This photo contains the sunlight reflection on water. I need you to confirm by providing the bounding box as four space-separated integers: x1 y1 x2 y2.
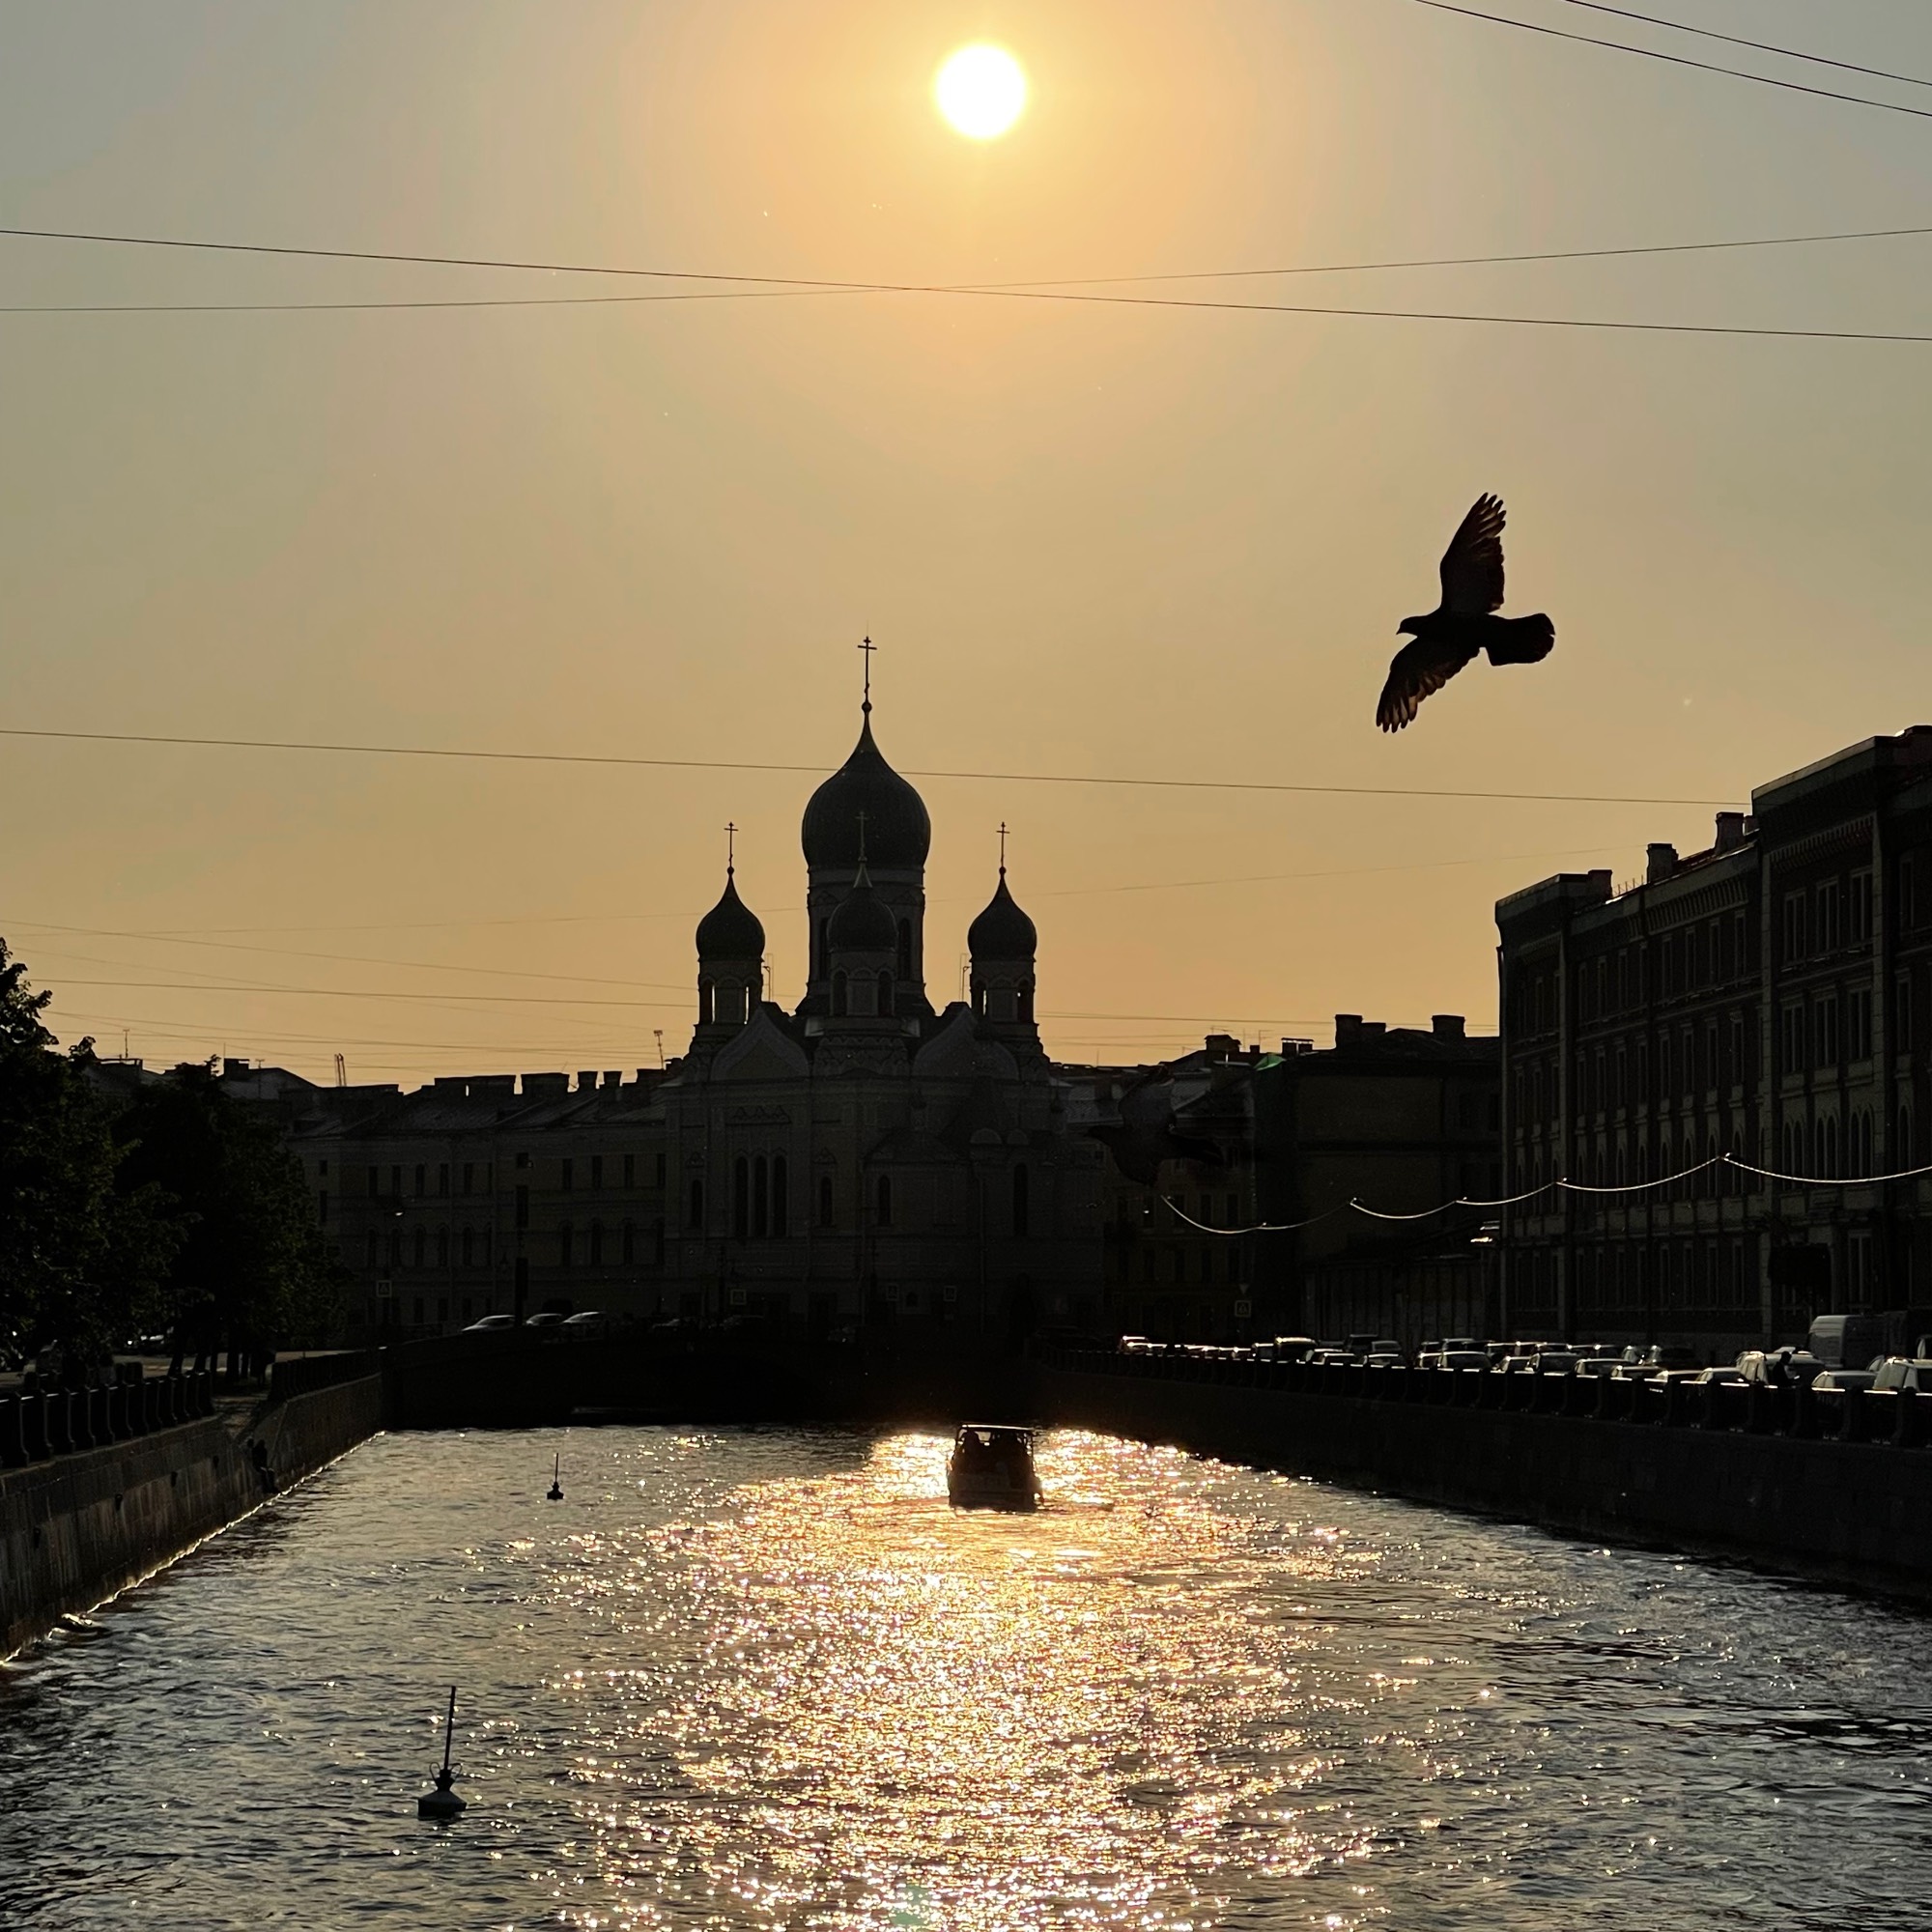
2 1427 1929 1930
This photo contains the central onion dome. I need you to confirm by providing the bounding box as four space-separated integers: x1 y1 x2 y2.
801 708 931 869
967 869 1037 957
696 871 765 958
827 862 899 952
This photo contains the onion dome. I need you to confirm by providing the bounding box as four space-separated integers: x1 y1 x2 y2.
968 869 1037 958
696 871 765 959
828 863 899 952
802 709 931 870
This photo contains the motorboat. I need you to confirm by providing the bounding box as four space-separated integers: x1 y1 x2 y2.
946 1423 1042 1511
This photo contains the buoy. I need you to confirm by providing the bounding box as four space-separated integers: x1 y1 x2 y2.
417 1686 467 1821
546 1453 563 1502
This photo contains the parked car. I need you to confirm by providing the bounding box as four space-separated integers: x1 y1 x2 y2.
525 1311 569 1328
1688 1366 1747 1386
1270 1336 1318 1363
1810 1367 1878 1396
462 1314 514 1333
1365 1351 1406 1369
1573 1356 1627 1379
1530 1350 1580 1376
1869 1357 1932 1394
561 1310 607 1328
1439 1350 1489 1372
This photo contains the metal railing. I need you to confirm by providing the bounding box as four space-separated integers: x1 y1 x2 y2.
1038 1347 1932 1450
0 1371 217 1470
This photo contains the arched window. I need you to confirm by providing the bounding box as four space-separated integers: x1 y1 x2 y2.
1012 1164 1030 1237
733 1156 750 1238
589 1220 604 1265
772 1154 788 1237
753 1155 769 1238
815 916 829 977
1019 980 1035 1024
437 1227 449 1267
412 1227 426 1267
689 1178 704 1230
832 970 848 1017
896 918 912 980
1900 1103 1915 1168
621 1220 635 1264
462 1227 474 1267
558 1224 573 1267
876 1176 893 1226
877 969 894 1013
698 977 715 1025
481 1229 491 1265
818 1175 835 1229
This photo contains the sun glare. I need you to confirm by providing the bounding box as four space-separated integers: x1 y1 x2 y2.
934 43 1027 141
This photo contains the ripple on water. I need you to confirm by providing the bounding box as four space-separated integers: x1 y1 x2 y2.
1 1427 1929 1931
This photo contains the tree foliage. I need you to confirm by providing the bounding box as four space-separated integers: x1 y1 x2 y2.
0 941 181 1371
0 939 343 1372
115 1064 344 1356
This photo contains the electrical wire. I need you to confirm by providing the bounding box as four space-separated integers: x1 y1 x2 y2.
1559 2 1932 91
7 216 1929 292
0 725 1745 810
1722 1151 1932 1188
1402 0 1932 123
3 221 1931 340
2 280 1924 343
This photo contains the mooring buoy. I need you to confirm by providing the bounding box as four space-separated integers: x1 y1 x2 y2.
546 1452 563 1502
417 1685 466 1821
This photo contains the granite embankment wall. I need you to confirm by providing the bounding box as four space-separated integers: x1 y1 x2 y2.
1037 1359 1932 1600
0 1374 383 1659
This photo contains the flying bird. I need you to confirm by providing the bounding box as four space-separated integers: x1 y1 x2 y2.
1376 494 1555 732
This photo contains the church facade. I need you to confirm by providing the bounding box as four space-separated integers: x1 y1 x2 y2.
290 697 1108 1342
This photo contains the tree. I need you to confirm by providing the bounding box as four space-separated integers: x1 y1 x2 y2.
114 1064 344 1369
0 940 181 1374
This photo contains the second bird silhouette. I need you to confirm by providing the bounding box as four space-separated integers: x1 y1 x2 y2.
1376 494 1554 732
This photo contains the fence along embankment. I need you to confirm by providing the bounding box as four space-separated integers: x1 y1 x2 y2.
0 1367 383 1659
1035 1350 1932 1601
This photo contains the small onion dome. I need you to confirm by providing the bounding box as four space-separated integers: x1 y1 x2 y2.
968 870 1037 959
801 711 931 870
696 871 765 959
828 865 898 953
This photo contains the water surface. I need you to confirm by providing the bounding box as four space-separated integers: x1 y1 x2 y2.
2 1427 1925 1929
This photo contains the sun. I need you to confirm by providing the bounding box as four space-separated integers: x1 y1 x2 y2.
934 44 1027 140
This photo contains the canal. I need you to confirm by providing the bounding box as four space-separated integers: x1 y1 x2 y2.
1 1428 1927 1929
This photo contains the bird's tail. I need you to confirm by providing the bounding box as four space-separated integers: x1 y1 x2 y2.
1483 613 1554 666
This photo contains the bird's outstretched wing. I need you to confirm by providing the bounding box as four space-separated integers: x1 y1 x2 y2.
1439 494 1507 615
1377 637 1478 732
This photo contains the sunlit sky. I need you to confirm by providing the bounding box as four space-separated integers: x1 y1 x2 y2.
3 1 1929 1084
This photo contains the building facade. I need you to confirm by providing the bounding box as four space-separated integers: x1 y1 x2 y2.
1497 728 1932 1357
283 696 1109 1342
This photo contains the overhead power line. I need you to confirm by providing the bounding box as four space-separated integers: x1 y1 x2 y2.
0 724 1744 809
1560 3 1932 91
1 221 1929 341
4 215 1929 289
1403 0 1932 123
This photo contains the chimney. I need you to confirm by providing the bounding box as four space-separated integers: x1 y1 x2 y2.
577 1070 599 1092
1432 1014 1466 1039
222 1058 249 1078
1334 1013 1363 1045
1714 810 1747 854
603 1069 623 1089
1204 1032 1240 1059
1646 842 1678 885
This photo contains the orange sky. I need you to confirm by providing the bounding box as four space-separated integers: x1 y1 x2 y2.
3 1 1929 1081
